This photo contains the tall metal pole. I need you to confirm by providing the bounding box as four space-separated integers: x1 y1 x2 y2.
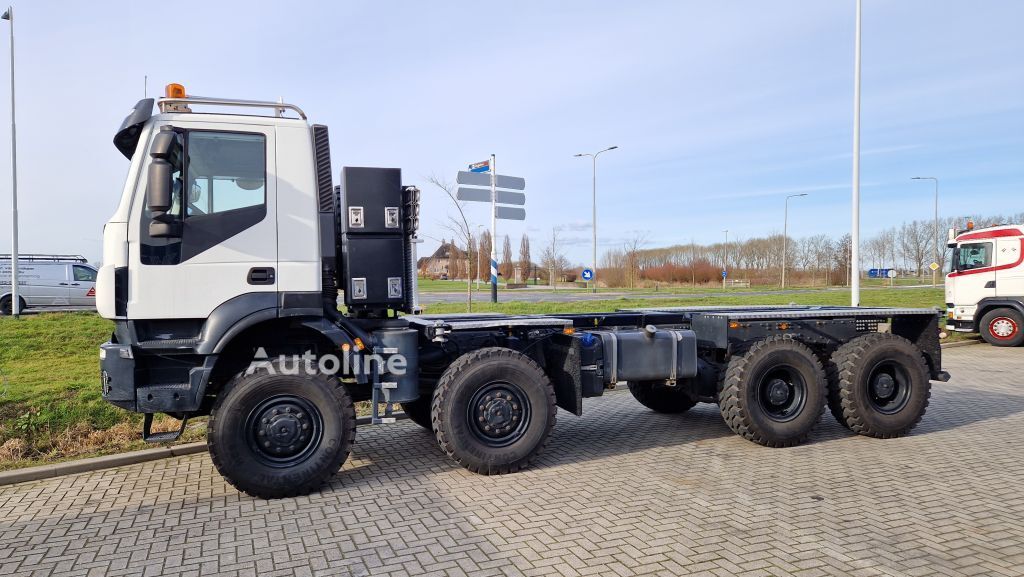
850 0 862 307
782 193 808 289
783 200 789 290
722 229 729 290
575 146 617 293
489 154 497 303
3 7 18 318
591 155 597 293
912 177 940 287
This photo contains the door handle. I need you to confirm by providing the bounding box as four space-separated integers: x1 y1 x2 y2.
59 282 69 286
71 283 81 286
247 267 276 285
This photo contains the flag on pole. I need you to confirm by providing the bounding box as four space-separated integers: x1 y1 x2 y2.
469 159 490 173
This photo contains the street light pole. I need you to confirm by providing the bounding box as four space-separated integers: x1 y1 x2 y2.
912 177 940 287
575 146 618 293
782 193 808 289
850 0 862 307
2 7 17 318
722 229 729 290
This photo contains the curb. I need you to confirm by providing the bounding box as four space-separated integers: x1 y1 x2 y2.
0 413 408 487
940 339 982 349
0 442 207 486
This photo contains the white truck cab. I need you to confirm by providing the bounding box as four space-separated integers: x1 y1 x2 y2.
945 223 1024 346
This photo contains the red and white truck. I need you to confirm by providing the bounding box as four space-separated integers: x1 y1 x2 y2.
946 223 1024 346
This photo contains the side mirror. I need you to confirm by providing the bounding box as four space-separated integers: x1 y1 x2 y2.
147 130 181 238
147 158 172 212
946 227 956 248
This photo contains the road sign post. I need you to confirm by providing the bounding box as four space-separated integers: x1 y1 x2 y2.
490 154 497 303
455 161 528 303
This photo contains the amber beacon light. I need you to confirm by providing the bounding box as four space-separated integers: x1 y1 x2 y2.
165 83 186 98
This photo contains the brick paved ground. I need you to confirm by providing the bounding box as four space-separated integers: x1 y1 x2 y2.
1 345 1023 577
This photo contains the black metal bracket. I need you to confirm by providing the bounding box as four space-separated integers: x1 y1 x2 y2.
142 412 190 443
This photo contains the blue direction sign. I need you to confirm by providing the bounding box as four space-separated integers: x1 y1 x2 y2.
581 268 594 281
721 270 728 279
469 160 490 173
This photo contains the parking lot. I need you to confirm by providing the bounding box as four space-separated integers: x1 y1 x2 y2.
1 344 1022 577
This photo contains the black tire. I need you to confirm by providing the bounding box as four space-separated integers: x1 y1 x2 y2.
431 347 556 474
826 353 852 429
0 295 25 316
207 361 356 499
627 380 697 414
830 333 931 438
400 396 434 431
718 335 826 447
978 308 1024 347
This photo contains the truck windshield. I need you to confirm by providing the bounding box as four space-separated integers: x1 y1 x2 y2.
954 242 992 272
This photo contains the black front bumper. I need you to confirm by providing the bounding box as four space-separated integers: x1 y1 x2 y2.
100 342 215 414
100 342 137 411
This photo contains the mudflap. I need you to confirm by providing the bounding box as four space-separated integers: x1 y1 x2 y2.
544 334 583 416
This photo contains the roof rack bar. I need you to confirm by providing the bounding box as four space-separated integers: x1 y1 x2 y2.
0 253 88 262
157 96 307 119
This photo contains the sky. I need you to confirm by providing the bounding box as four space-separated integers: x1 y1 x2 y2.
0 0 1022 265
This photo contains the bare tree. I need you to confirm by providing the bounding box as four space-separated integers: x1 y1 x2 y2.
898 220 930 277
427 175 474 312
541 227 569 288
501 235 513 280
478 230 492 282
622 231 649 289
518 234 531 282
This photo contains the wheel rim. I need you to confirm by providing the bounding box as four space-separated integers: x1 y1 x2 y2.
245 395 324 467
466 381 531 447
865 360 911 414
988 316 1018 340
755 365 807 422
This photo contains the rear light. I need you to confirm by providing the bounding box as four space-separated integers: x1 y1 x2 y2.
86 287 96 297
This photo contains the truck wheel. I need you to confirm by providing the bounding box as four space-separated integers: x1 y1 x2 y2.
431 347 556 474
829 333 931 438
207 362 356 499
627 381 697 413
400 397 434 431
979 308 1024 347
718 335 825 447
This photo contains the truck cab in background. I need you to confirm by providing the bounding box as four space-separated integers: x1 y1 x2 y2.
946 223 1024 346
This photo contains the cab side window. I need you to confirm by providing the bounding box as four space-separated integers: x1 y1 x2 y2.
73 265 97 282
185 132 266 216
957 242 992 271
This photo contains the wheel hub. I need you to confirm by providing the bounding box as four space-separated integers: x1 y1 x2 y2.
767 378 791 405
468 382 529 447
871 373 896 399
866 361 911 414
247 395 322 465
757 366 806 423
990 317 1017 338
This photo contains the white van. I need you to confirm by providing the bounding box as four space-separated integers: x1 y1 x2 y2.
0 255 98 315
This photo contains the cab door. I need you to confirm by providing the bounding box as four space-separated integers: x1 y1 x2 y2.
127 120 277 320
949 241 996 309
995 235 1024 297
